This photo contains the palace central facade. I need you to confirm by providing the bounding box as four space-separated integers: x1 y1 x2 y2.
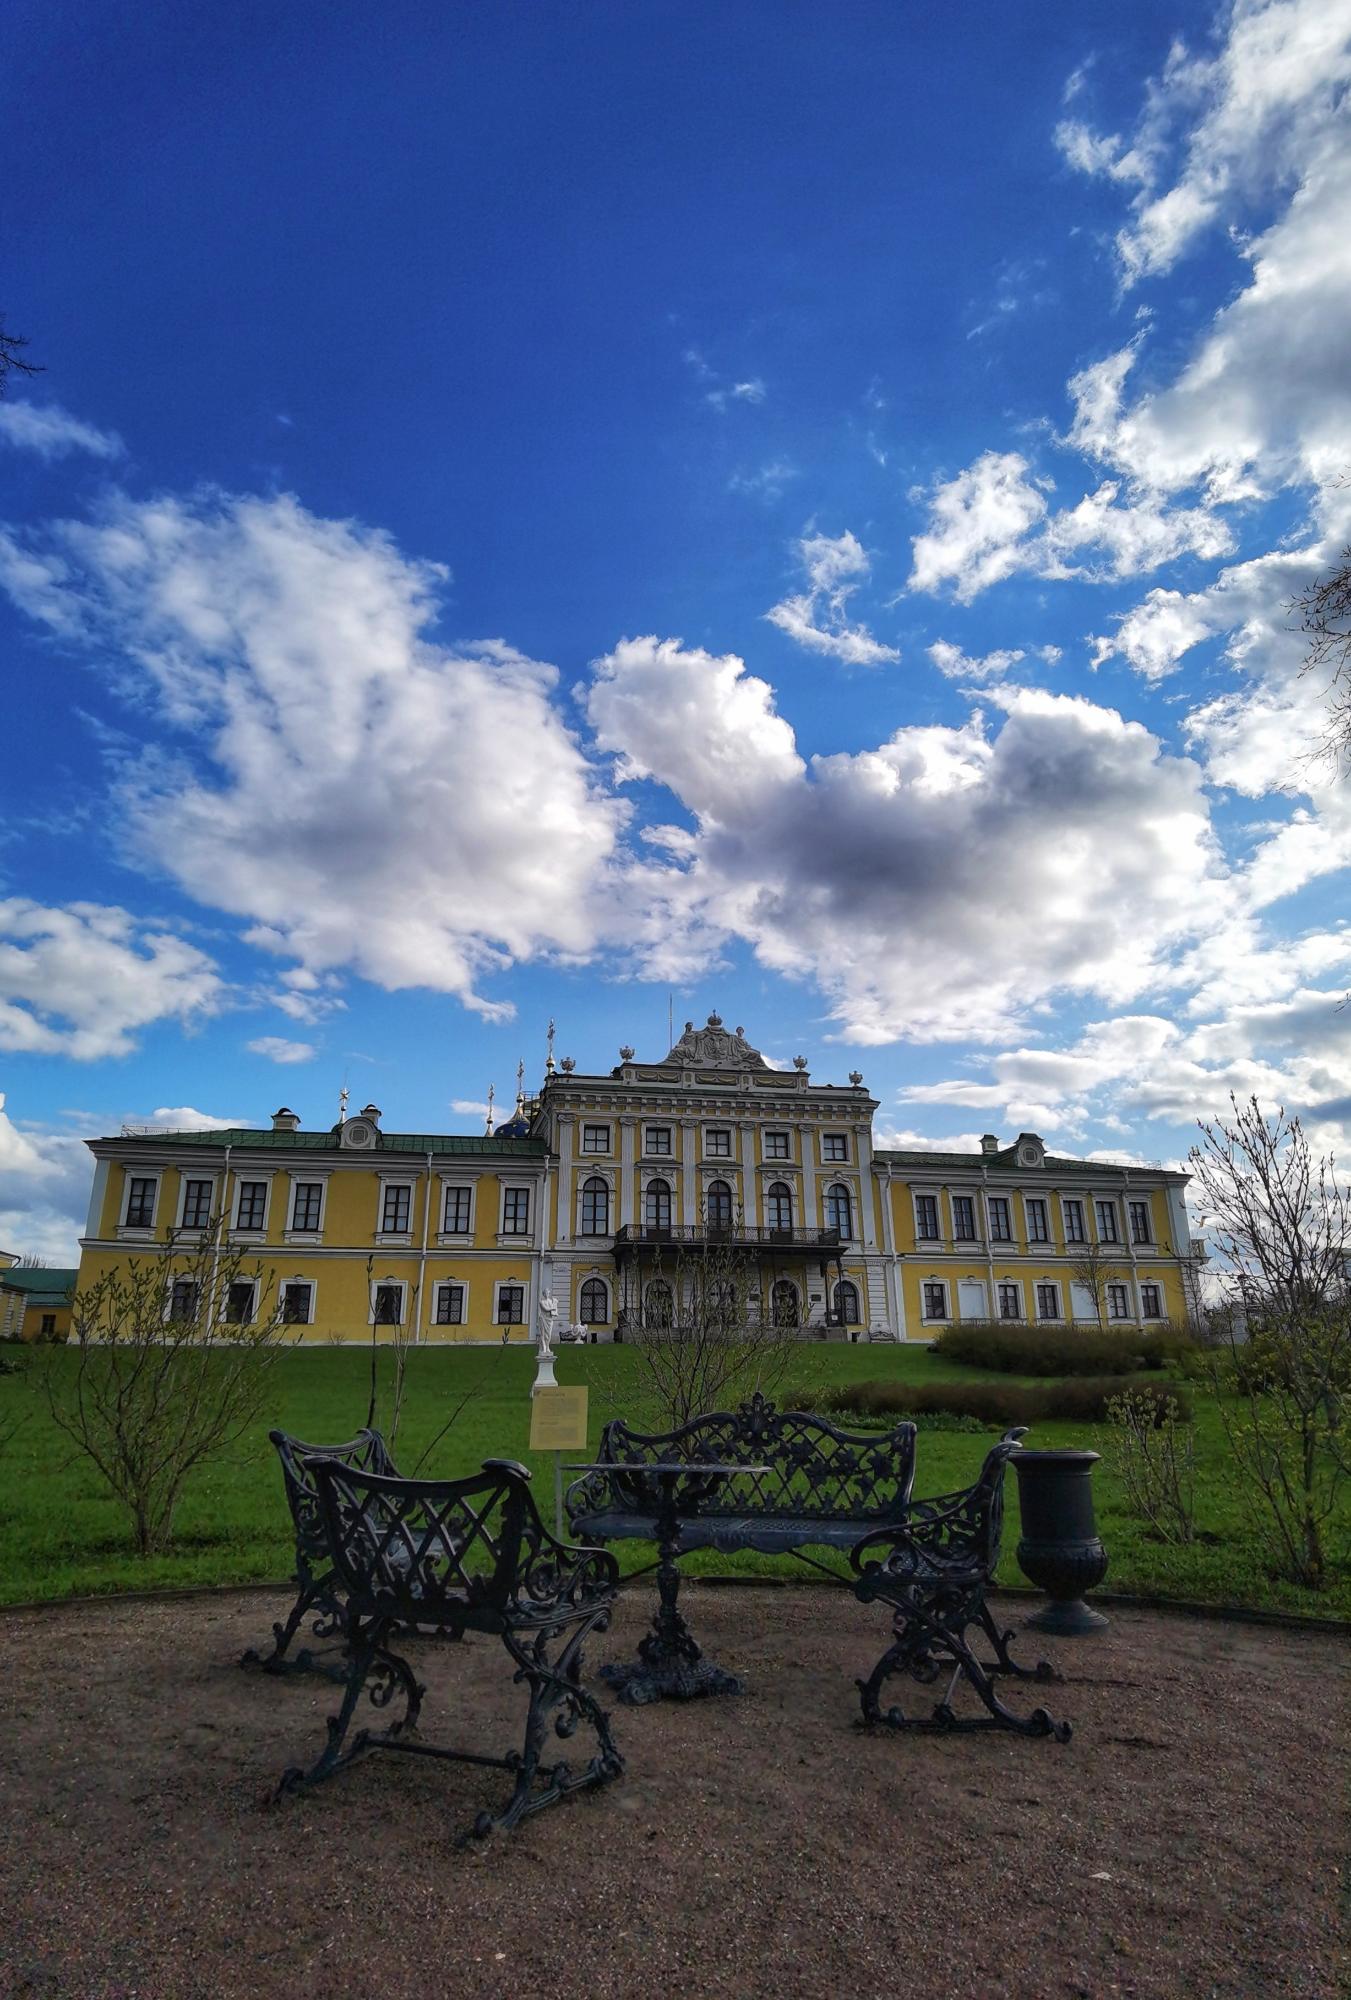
76 1014 1199 1343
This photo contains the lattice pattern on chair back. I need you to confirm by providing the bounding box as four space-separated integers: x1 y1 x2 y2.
594 1392 917 1522
270 1428 397 1572
311 1457 537 1626
904 1427 1027 1578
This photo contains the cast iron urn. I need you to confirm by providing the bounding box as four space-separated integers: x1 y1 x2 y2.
1013 1448 1109 1634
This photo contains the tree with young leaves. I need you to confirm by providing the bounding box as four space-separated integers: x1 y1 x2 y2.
1189 1095 1350 1589
43 1223 293 1556
1295 541 1351 773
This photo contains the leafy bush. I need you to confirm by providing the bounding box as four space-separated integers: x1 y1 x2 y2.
1103 1386 1197 1544
780 1389 986 1434
797 1374 1190 1429
931 1319 1195 1377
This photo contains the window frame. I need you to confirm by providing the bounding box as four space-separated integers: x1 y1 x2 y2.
371 1279 406 1327
223 1279 257 1327
921 1279 949 1322
987 1195 1012 1243
765 1180 794 1232
952 1193 978 1242
705 1178 734 1230
578 1277 609 1326
914 1192 941 1242
997 1280 1021 1321
180 1177 215 1232
433 1280 466 1326
580 1123 611 1155
644 1177 673 1232
1035 1281 1062 1321
123 1173 160 1231
288 1179 326 1235
234 1178 270 1234
824 1181 852 1238
378 1180 414 1237
1062 1198 1087 1245
821 1132 849 1163
280 1279 314 1326
1129 1199 1153 1245
579 1175 610 1237
1140 1282 1164 1320
495 1281 526 1326
763 1130 791 1160
1106 1283 1130 1321
166 1276 200 1323
705 1128 733 1158
833 1277 861 1325
441 1183 474 1236
1094 1198 1120 1245
1025 1196 1050 1244
501 1186 532 1236
644 1125 673 1157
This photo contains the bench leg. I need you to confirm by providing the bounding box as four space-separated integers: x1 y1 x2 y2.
240 1576 352 1684
975 1600 1059 1685
275 1622 425 1798
857 1590 1071 1742
474 1610 624 1842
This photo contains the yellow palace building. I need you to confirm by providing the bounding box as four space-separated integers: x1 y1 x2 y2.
75 1013 1199 1344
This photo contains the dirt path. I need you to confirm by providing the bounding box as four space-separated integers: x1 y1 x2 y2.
0 1584 1346 1999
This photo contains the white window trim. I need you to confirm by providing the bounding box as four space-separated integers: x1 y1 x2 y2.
576 1168 614 1238
763 1130 792 1162
580 1123 612 1156
950 1191 981 1245
1035 1280 1063 1322
820 1133 850 1164
577 1274 611 1325
912 1188 943 1246
920 1278 950 1323
641 1173 675 1229
643 1126 674 1158
832 1276 861 1324
823 1180 855 1240
175 1171 220 1234
1106 1282 1132 1322
493 1278 527 1326
376 1174 417 1244
1094 1196 1123 1246
281 1275 316 1327
121 1170 162 1234
369 1277 408 1327
432 1277 468 1327
163 1274 202 1323
232 1172 275 1236
985 1193 1014 1244
1139 1281 1165 1321
1128 1197 1155 1247
221 1276 259 1326
437 1178 476 1242
500 1183 533 1238
1060 1195 1088 1246
285 1172 331 1242
996 1278 1024 1321
1023 1193 1052 1246
703 1128 734 1159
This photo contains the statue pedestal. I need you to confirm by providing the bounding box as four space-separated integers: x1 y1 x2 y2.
531 1347 558 1396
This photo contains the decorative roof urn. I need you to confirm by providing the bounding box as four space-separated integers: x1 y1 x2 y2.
1013 1448 1109 1634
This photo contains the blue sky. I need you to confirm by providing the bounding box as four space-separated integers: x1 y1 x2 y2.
3 0 1350 1259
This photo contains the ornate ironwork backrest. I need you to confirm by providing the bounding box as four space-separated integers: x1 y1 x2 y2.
311 1456 539 1627
575 1392 917 1523
905 1427 1028 1577
269 1427 397 1573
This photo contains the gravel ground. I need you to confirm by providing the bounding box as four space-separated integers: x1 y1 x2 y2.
0 1583 1346 2000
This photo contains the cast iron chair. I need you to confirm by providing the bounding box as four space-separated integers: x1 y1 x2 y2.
851 1428 1072 1741
275 1457 625 1842
241 1427 397 1679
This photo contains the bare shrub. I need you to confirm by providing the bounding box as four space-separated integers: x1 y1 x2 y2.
1104 1386 1196 1545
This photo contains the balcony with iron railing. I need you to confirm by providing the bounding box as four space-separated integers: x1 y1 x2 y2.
612 1223 843 1257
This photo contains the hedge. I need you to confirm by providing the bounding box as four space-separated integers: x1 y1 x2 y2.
931 1319 1195 1377
802 1374 1191 1428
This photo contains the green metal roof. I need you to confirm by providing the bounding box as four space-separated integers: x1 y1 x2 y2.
873 1148 1182 1179
94 1127 547 1157
0 1266 78 1296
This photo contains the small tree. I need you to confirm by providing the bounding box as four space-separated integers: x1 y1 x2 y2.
43 1223 293 1556
1068 1238 1132 1334
618 1218 816 1432
1189 1095 1350 1589
1104 1386 1196 1545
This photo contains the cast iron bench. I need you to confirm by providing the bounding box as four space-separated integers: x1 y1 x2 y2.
851 1427 1071 1739
276 1456 625 1841
241 1426 399 1679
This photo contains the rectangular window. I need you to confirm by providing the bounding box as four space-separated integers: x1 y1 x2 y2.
952 1194 977 1242
998 1282 1021 1320
434 1281 465 1325
497 1283 525 1324
922 1281 948 1320
40 1313 56 1335
442 1185 472 1233
1063 1199 1086 1244
1129 1199 1153 1245
987 1196 1012 1242
1107 1283 1130 1321
182 1179 213 1230
225 1281 255 1326
236 1180 268 1231
822 1133 848 1162
706 1128 732 1157
502 1188 530 1235
291 1183 323 1233
645 1126 672 1156
168 1278 199 1321
1026 1197 1049 1243
915 1194 940 1241
1141 1283 1163 1319
281 1281 312 1325
380 1184 412 1234
581 1124 610 1154
764 1131 790 1159
1095 1199 1120 1244
125 1176 157 1228
1036 1283 1061 1321
373 1283 403 1325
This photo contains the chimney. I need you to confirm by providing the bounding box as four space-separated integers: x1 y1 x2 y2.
980 1133 1000 1156
272 1107 300 1132
361 1103 382 1128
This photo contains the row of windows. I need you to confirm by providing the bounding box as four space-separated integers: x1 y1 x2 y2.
578 1123 851 1163
123 1175 533 1239
167 1275 528 1329
622 1277 861 1327
919 1278 1166 1322
576 1177 854 1235
913 1191 1154 1248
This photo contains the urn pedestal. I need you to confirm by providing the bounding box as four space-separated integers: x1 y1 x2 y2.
1013 1448 1109 1635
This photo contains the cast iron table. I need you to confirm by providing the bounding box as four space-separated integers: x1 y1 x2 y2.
568 1460 767 1704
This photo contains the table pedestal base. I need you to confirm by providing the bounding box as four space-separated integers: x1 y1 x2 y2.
600 1654 744 1705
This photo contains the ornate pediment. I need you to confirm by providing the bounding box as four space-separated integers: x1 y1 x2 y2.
658 1012 768 1071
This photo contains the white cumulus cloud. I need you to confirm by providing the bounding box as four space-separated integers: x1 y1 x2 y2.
0 400 123 461
765 529 899 665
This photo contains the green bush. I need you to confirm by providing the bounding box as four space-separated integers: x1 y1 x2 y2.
799 1373 1190 1429
931 1319 1195 1377
780 1389 986 1434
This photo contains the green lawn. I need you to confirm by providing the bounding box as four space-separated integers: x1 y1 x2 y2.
0 1341 1346 1617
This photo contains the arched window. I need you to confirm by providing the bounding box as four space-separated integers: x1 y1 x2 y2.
825 1183 852 1238
580 1176 609 1235
766 1181 793 1232
579 1277 608 1325
771 1278 799 1326
834 1278 861 1326
645 1279 674 1328
645 1178 672 1232
706 1178 733 1231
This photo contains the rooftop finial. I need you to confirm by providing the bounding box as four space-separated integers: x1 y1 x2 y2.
545 1017 556 1077
515 1057 526 1118
337 1083 349 1126
485 1082 496 1136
